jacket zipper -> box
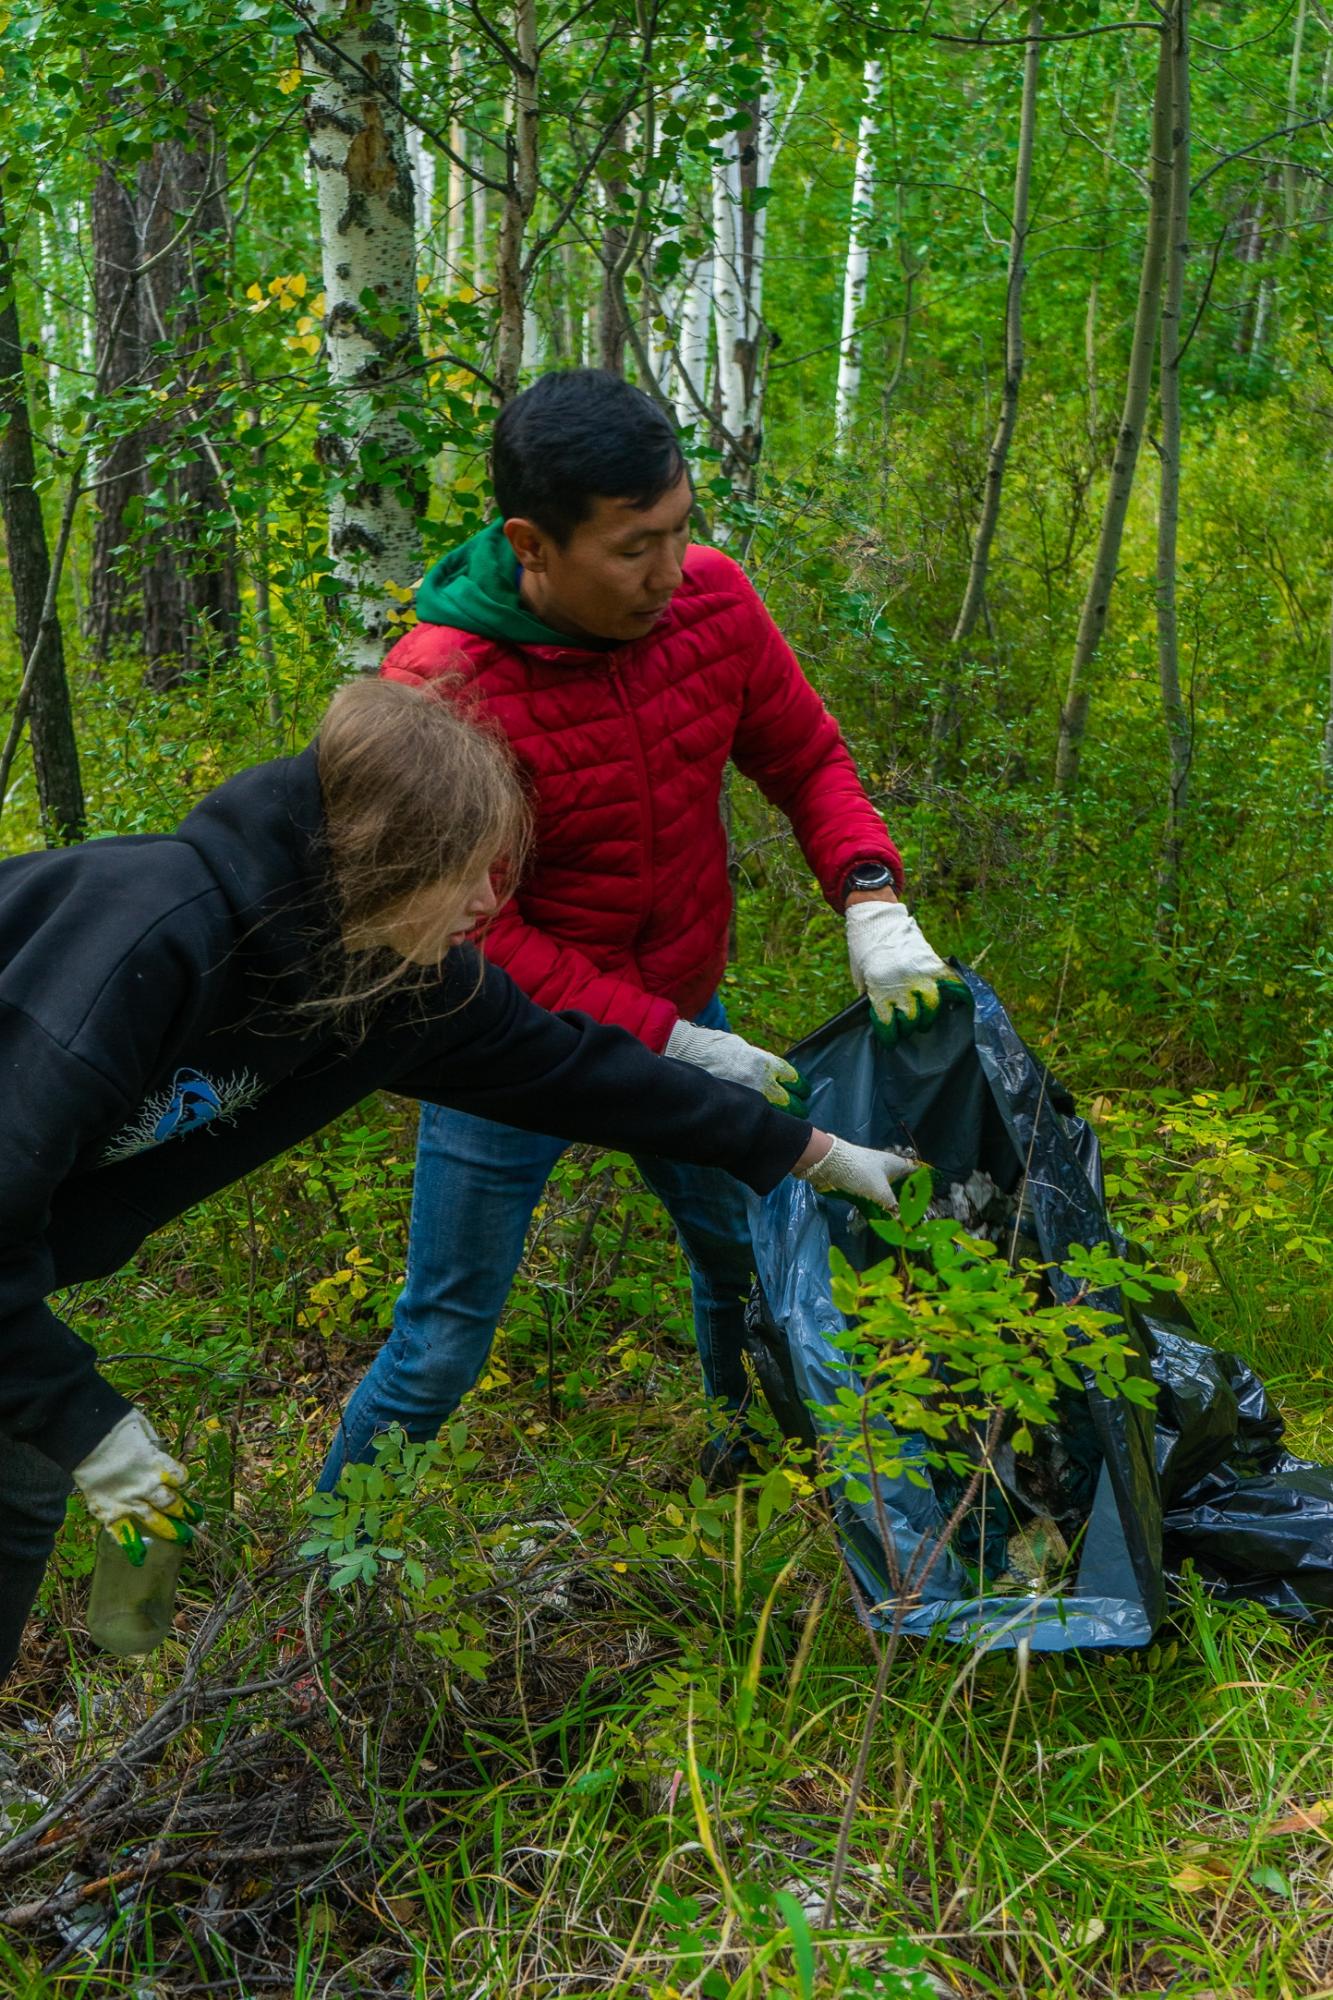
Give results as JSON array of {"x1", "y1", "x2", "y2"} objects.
[{"x1": 607, "y1": 654, "x2": 655, "y2": 935}]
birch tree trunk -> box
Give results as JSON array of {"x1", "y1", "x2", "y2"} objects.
[
  {"x1": 1156, "y1": 0, "x2": 1192, "y2": 915},
  {"x1": 1284, "y1": 0, "x2": 1308, "y2": 230},
  {"x1": 404, "y1": 63, "x2": 437, "y2": 280},
  {"x1": 445, "y1": 43, "x2": 467, "y2": 281},
  {"x1": 0, "y1": 189, "x2": 85, "y2": 843},
  {"x1": 709, "y1": 61, "x2": 800, "y2": 483},
  {"x1": 495, "y1": 0, "x2": 538, "y2": 401},
  {"x1": 1054, "y1": 13, "x2": 1176, "y2": 794},
  {"x1": 674, "y1": 250, "x2": 713, "y2": 426},
  {"x1": 950, "y1": 11, "x2": 1039, "y2": 643},
  {"x1": 834, "y1": 59, "x2": 881, "y2": 446},
  {"x1": 471, "y1": 134, "x2": 489, "y2": 294},
  {"x1": 301, "y1": 0, "x2": 425, "y2": 673}
]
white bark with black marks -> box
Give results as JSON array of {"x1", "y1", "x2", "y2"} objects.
[
  {"x1": 834, "y1": 59, "x2": 882, "y2": 445},
  {"x1": 301, "y1": 0, "x2": 425, "y2": 673}
]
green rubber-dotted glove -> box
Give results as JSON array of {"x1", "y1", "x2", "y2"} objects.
[
  {"x1": 72, "y1": 1411, "x2": 203, "y2": 1568},
  {"x1": 794, "y1": 1135, "x2": 919, "y2": 1213},
  {"x1": 666, "y1": 1019, "x2": 811, "y2": 1115},
  {"x1": 846, "y1": 901, "x2": 970, "y2": 1046}
]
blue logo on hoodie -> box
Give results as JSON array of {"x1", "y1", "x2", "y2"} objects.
[
  {"x1": 99, "y1": 1067, "x2": 267, "y2": 1168},
  {"x1": 153, "y1": 1068, "x2": 223, "y2": 1143}
]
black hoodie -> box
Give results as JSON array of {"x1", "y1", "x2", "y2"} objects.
[{"x1": 0, "y1": 748, "x2": 812, "y2": 1471}]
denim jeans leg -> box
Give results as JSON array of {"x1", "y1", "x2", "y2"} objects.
[
  {"x1": 0, "y1": 1436, "x2": 72, "y2": 1681},
  {"x1": 318, "y1": 1105, "x2": 565, "y2": 1490},
  {"x1": 633, "y1": 992, "x2": 758, "y2": 1415}
]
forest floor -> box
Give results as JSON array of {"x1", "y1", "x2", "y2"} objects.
[{"x1": 1, "y1": 936, "x2": 1332, "y2": 2000}]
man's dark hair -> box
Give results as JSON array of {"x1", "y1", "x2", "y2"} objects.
[{"x1": 492, "y1": 369, "x2": 688, "y2": 543}]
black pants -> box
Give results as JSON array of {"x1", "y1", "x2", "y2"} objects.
[{"x1": 0, "y1": 1434, "x2": 72, "y2": 1679}]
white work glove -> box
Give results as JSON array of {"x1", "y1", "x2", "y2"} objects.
[
  {"x1": 666, "y1": 1019, "x2": 809, "y2": 1114},
  {"x1": 72, "y1": 1410, "x2": 202, "y2": 1567},
  {"x1": 794, "y1": 1135, "x2": 920, "y2": 1212},
  {"x1": 845, "y1": 900, "x2": 970, "y2": 1045}
]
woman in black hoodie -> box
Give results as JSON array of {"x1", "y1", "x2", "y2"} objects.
[{"x1": 0, "y1": 677, "x2": 908, "y2": 1680}]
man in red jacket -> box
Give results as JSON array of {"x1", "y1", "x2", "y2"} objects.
[{"x1": 319, "y1": 370, "x2": 963, "y2": 1489}]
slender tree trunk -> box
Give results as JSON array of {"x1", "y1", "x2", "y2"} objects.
[
  {"x1": 446, "y1": 44, "x2": 467, "y2": 282},
  {"x1": 87, "y1": 157, "x2": 144, "y2": 660},
  {"x1": 495, "y1": 0, "x2": 538, "y2": 400},
  {"x1": 136, "y1": 114, "x2": 241, "y2": 688},
  {"x1": 1156, "y1": 0, "x2": 1192, "y2": 915},
  {"x1": 1055, "y1": 13, "x2": 1176, "y2": 794},
  {"x1": 951, "y1": 11, "x2": 1039, "y2": 644},
  {"x1": 1284, "y1": 0, "x2": 1308, "y2": 230},
  {"x1": 708, "y1": 62, "x2": 799, "y2": 486},
  {"x1": 0, "y1": 190, "x2": 85, "y2": 843},
  {"x1": 301, "y1": 0, "x2": 425, "y2": 673},
  {"x1": 834, "y1": 59, "x2": 882, "y2": 446},
  {"x1": 710, "y1": 84, "x2": 751, "y2": 458},
  {"x1": 471, "y1": 132, "x2": 489, "y2": 294},
  {"x1": 598, "y1": 117, "x2": 630, "y2": 375},
  {"x1": 1084, "y1": 65, "x2": 1126, "y2": 444},
  {"x1": 404, "y1": 62, "x2": 437, "y2": 282},
  {"x1": 674, "y1": 249, "x2": 713, "y2": 427},
  {"x1": 931, "y1": 10, "x2": 1040, "y2": 765},
  {"x1": 1322, "y1": 566, "x2": 1333, "y2": 786}
]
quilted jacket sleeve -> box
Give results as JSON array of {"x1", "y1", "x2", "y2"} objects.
[
  {"x1": 477, "y1": 902, "x2": 679, "y2": 1051},
  {"x1": 724, "y1": 561, "x2": 903, "y2": 906}
]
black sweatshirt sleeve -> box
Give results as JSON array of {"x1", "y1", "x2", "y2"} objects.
[
  {"x1": 0, "y1": 1005, "x2": 137, "y2": 1468},
  {"x1": 390, "y1": 953, "x2": 813, "y2": 1194}
]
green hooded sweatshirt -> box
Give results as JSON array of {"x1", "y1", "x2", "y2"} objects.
[{"x1": 414, "y1": 520, "x2": 573, "y2": 648}]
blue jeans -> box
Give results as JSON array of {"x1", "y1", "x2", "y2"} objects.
[{"x1": 318, "y1": 995, "x2": 755, "y2": 1491}]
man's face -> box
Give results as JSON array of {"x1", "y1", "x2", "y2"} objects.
[{"x1": 504, "y1": 470, "x2": 694, "y2": 645}]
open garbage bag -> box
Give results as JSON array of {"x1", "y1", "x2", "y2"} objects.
[{"x1": 744, "y1": 970, "x2": 1333, "y2": 1651}]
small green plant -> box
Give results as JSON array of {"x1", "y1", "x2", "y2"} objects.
[
  {"x1": 821, "y1": 1170, "x2": 1163, "y2": 1501},
  {"x1": 298, "y1": 1423, "x2": 492, "y2": 1678}
]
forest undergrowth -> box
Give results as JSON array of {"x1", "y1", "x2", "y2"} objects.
[{"x1": 1, "y1": 550, "x2": 1331, "y2": 1996}]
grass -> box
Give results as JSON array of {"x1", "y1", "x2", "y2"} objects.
[{"x1": 2, "y1": 917, "x2": 1332, "y2": 1995}]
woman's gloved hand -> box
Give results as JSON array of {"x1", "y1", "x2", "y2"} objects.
[
  {"x1": 666, "y1": 1019, "x2": 810, "y2": 1114},
  {"x1": 846, "y1": 901, "x2": 970, "y2": 1045},
  {"x1": 794, "y1": 1133, "x2": 919, "y2": 1212},
  {"x1": 72, "y1": 1410, "x2": 203, "y2": 1567}
]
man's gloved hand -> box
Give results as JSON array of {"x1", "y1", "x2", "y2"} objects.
[
  {"x1": 72, "y1": 1411, "x2": 203, "y2": 1567},
  {"x1": 794, "y1": 1134, "x2": 919, "y2": 1212},
  {"x1": 846, "y1": 901, "x2": 970, "y2": 1045},
  {"x1": 666, "y1": 1019, "x2": 810, "y2": 1114}
]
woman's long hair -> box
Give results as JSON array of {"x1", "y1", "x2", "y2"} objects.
[{"x1": 314, "y1": 674, "x2": 531, "y2": 1018}]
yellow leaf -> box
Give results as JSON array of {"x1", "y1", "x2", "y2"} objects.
[
  {"x1": 1267, "y1": 1800, "x2": 1333, "y2": 1835},
  {"x1": 277, "y1": 65, "x2": 303, "y2": 94},
  {"x1": 1170, "y1": 1859, "x2": 1229, "y2": 1892},
  {"x1": 454, "y1": 284, "x2": 477, "y2": 305},
  {"x1": 312, "y1": 291, "x2": 326, "y2": 315},
  {"x1": 245, "y1": 281, "x2": 263, "y2": 302},
  {"x1": 288, "y1": 273, "x2": 307, "y2": 297},
  {"x1": 417, "y1": 273, "x2": 430, "y2": 294}
]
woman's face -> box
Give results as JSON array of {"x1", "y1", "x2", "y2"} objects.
[{"x1": 356, "y1": 863, "x2": 500, "y2": 967}]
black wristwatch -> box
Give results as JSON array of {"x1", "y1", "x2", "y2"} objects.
[{"x1": 843, "y1": 860, "x2": 898, "y2": 902}]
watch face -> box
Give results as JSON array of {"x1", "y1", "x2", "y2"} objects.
[{"x1": 850, "y1": 864, "x2": 894, "y2": 890}]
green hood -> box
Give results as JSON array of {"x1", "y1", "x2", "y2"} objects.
[{"x1": 414, "y1": 519, "x2": 573, "y2": 647}]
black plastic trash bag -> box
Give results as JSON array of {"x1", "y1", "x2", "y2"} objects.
[{"x1": 743, "y1": 969, "x2": 1333, "y2": 1651}]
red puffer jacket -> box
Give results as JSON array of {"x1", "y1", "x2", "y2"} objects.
[{"x1": 382, "y1": 542, "x2": 901, "y2": 1051}]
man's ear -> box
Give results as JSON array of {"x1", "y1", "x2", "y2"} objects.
[{"x1": 503, "y1": 516, "x2": 548, "y2": 573}]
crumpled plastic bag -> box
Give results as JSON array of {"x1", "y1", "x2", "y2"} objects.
[{"x1": 743, "y1": 972, "x2": 1333, "y2": 1651}]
